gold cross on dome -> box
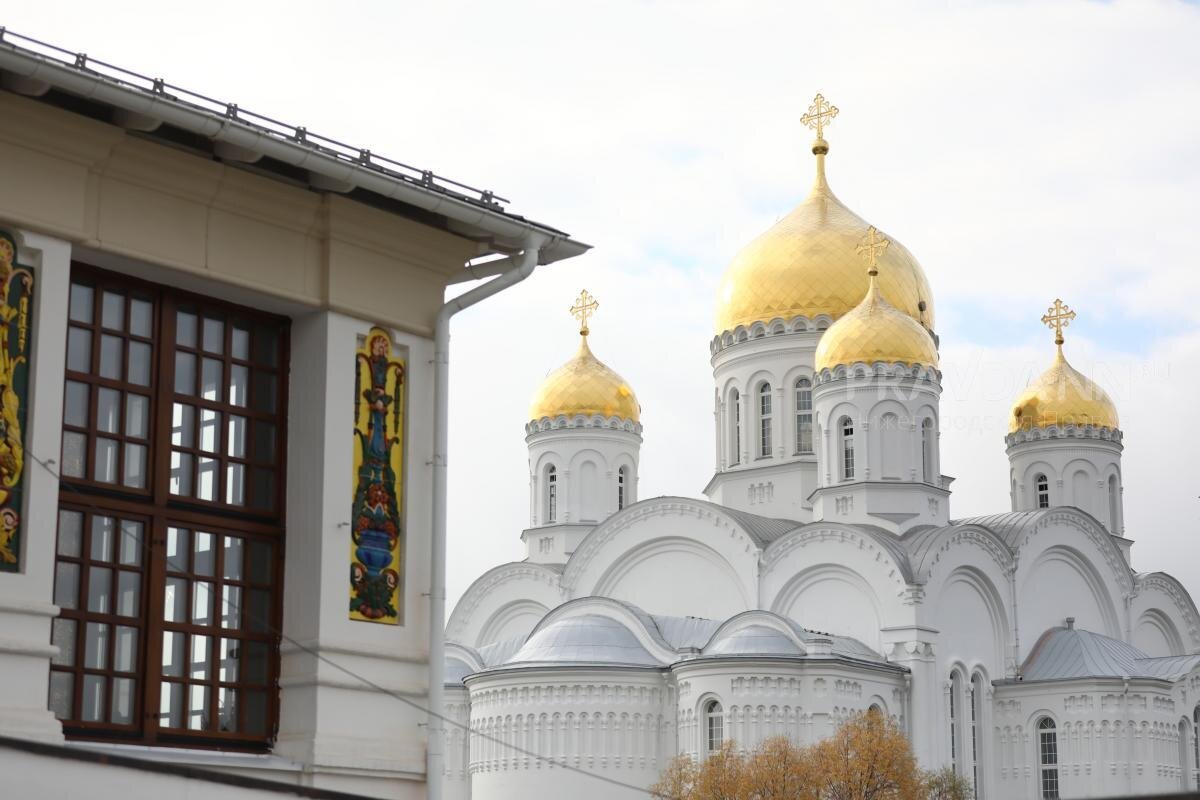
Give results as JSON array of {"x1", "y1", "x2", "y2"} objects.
[
  {"x1": 1041, "y1": 298, "x2": 1076, "y2": 345},
  {"x1": 856, "y1": 227, "x2": 890, "y2": 275},
  {"x1": 801, "y1": 93, "x2": 839, "y2": 141},
  {"x1": 570, "y1": 289, "x2": 599, "y2": 335}
]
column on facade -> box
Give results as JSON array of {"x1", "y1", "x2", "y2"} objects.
[{"x1": 0, "y1": 231, "x2": 71, "y2": 742}]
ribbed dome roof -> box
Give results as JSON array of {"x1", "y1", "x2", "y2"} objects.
[
  {"x1": 714, "y1": 143, "x2": 935, "y2": 336},
  {"x1": 1010, "y1": 345, "x2": 1119, "y2": 433},
  {"x1": 814, "y1": 244, "x2": 939, "y2": 372},
  {"x1": 529, "y1": 334, "x2": 640, "y2": 423}
]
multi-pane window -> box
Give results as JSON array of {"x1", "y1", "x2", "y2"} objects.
[
  {"x1": 841, "y1": 417, "x2": 855, "y2": 480},
  {"x1": 617, "y1": 466, "x2": 627, "y2": 511},
  {"x1": 51, "y1": 267, "x2": 287, "y2": 748},
  {"x1": 1039, "y1": 717, "x2": 1060, "y2": 799},
  {"x1": 62, "y1": 280, "x2": 156, "y2": 489},
  {"x1": 546, "y1": 465, "x2": 557, "y2": 523},
  {"x1": 705, "y1": 700, "x2": 723, "y2": 753},
  {"x1": 1036, "y1": 473, "x2": 1050, "y2": 509},
  {"x1": 758, "y1": 383, "x2": 772, "y2": 458},
  {"x1": 795, "y1": 378, "x2": 813, "y2": 454}
]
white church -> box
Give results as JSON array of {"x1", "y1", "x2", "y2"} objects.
[{"x1": 441, "y1": 97, "x2": 1200, "y2": 800}]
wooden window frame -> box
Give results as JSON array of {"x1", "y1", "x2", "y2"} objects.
[{"x1": 51, "y1": 264, "x2": 289, "y2": 750}]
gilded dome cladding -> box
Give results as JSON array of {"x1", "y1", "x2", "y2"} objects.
[
  {"x1": 714, "y1": 152, "x2": 936, "y2": 336},
  {"x1": 1010, "y1": 347, "x2": 1119, "y2": 433},
  {"x1": 529, "y1": 335, "x2": 641, "y2": 423},
  {"x1": 814, "y1": 280, "x2": 939, "y2": 372}
]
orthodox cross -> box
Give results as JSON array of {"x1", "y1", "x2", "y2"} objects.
[
  {"x1": 570, "y1": 289, "x2": 599, "y2": 336},
  {"x1": 801, "y1": 93, "x2": 839, "y2": 141},
  {"x1": 856, "y1": 227, "x2": 890, "y2": 276},
  {"x1": 1041, "y1": 298, "x2": 1076, "y2": 345}
]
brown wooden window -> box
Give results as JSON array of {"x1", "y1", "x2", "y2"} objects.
[{"x1": 50, "y1": 265, "x2": 287, "y2": 749}]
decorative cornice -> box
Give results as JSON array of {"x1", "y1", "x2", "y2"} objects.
[
  {"x1": 1135, "y1": 572, "x2": 1200, "y2": 650},
  {"x1": 710, "y1": 316, "x2": 829, "y2": 356},
  {"x1": 1005, "y1": 424, "x2": 1123, "y2": 448},
  {"x1": 446, "y1": 562, "x2": 566, "y2": 640},
  {"x1": 814, "y1": 362, "x2": 941, "y2": 386},
  {"x1": 760, "y1": 524, "x2": 913, "y2": 588},
  {"x1": 526, "y1": 414, "x2": 643, "y2": 437},
  {"x1": 561, "y1": 498, "x2": 759, "y2": 594}
]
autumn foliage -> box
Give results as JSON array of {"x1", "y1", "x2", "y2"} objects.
[{"x1": 651, "y1": 710, "x2": 972, "y2": 800}]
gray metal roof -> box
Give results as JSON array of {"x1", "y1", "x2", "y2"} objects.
[
  {"x1": 704, "y1": 624, "x2": 805, "y2": 657},
  {"x1": 952, "y1": 510, "x2": 1051, "y2": 549},
  {"x1": 507, "y1": 614, "x2": 661, "y2": 667},
  {"x1": 649, "y1": 614, "x2": 722, "y2": 650},
  {"x1": 1021, "y1": 626, "x2": 1200, "y2": 682}
]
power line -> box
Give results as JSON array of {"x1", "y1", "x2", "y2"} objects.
[{"x1": 30, "y1": 452, "x2": 659, "y2": 796}]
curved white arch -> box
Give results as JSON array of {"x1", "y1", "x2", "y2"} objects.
[
  {"x1": 1021, "y1": 544, "x2": 1121, "y2": 640},
  {"x1": 591, "y1": 536, "x2": 752, "y2": 617},
  {"x1": 1133, "y1": 607, "x2": 1186, "y2": 657},
  {"x1": 478, "y1": 598, "x2": 552, "y2": 647},
  {"x1": 769, "y1": 563, "x2": 883, "y2": 651}
]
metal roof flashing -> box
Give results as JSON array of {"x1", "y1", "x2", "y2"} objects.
[{"x1": 0, "y1": 28, "x2": 590, "y2": 267}]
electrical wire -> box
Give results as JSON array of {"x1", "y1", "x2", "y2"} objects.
[{"x1": 30, "y1": 451, "x2": 661, "y2": 796}]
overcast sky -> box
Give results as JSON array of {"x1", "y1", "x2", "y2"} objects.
[{"x1": 8, "y1": 1, "x2": 1200, "y2": 614}]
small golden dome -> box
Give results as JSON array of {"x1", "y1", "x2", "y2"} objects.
[
  {"x1": 814, "y1": 228, "x2": 939, "y2": 372},
  {"x1": 530, "y1": 291, "x2": 640, "y2": 423},
  {"x1": 1010, "y1": 346, "x2": 1119, "y2": 433},
  {"x1": 714, "y1": 143, "x2": 935, "y2": 336},
  {"x1": 529, "y1": 336, "x2": 640, "y2": 423}
]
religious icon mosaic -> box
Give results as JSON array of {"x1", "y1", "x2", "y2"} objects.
[
  {"x1": 349, "y1": 327, "x2": 406, "y2": 623},
  {"x1": 0, "y1": 230, "x2": 33, "y2": 572}
]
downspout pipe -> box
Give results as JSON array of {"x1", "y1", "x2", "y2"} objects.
[{"x1": 428, "y1": 234, "x2": 548, "y2": 800}]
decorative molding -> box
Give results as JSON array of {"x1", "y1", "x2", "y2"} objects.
[
  {"x1": 526, "y1": 414, "x2": 642, "y2": 436},
  {"x1": 561, "y1": 498, "x2": 758, "y2": 594},
  {"x1": 446, "y1": 562, "x2": 566, "y2": 640}
]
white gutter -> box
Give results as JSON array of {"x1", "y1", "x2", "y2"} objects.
[
  {"x1": 0, "y1": 47, "x2": 587, "y2": 265},
  {"x1": 428, "y1": 234, "x2": 548, "y2": 799}
]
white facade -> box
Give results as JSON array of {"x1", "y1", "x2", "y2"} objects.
[{"x1": 444, "y1": 152, "x2": 1200, "y2": 800}]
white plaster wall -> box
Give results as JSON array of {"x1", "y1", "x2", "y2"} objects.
[
  {"x1": 994, "y1": 678, "x2": 1194, "y2": 799},
  {"x1": 274, "y1": 310, "x2": 433, "y2": 797},
  {"x1": 1007, "y1": 435, "x2": 1124, "y2": 535},
  {"x1": 446, "y1": 562, "x2": 566, "y2": 649},
  {"x1": 760, "y1": 524, "x2": 915, "y2": 654},
  {"x1": 466, "y1": 668, "x2": 674, "y2": 800},
  {"x1": 1008, "y1": 511, "x2": 1131, "y2": 661},
  {"x1": 526, "y1": 424, "x2": 640, "y2": 528},
  {"x1": 672, "y1": 660, "x2": 906, "y2": 758},
  {"x1": 707, "y1": 325, "x2": 824, "y2": 519},
  {"x1": 561, "y1": 499, "x2": 758, "y2": 620}
]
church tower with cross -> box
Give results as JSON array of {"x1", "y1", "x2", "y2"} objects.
[
  {"x1": 523, "y1": 290, "x2": 643, "y2": 563},
  {"x1": 705, "y1": 93, "x2": 939, "y2": 522},
  {"x1": 444, "y1": 94, "x2": 1200, "y2": 800},
  {"x1": 1006, "y1": 299, "x2": 1125, "y2": 534}
]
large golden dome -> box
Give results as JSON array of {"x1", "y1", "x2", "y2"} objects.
[
  {"x1": 714, "y1": 143, "x2": 935, "y2": 336},
  {"x1": 814, "y1": 229, "x2": 939, "y2": 372},
  {"x1": 1010, "y1": 346, "x2": 1118, "y2": 433},
  {"x1": 529, "y1": 330, "x2": 640, "y2": 424}
]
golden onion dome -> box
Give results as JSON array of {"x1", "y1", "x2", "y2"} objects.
[
  {"x1": 814, "y1": 227, "x2": 939, "y2": 372},
  {"x1": 1010, "y1": 342, "x2": 1119, "y2": 433},
  {"x1": 714, "y1": 140, "x2": 935, "y2": 336},
  {"x1": 529, "y1": 291, "x2": 641, "y2": 423}
]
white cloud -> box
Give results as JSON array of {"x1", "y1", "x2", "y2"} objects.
[{"x1": 9, "y1": 1, "x2": 1198, "y2": 612}]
